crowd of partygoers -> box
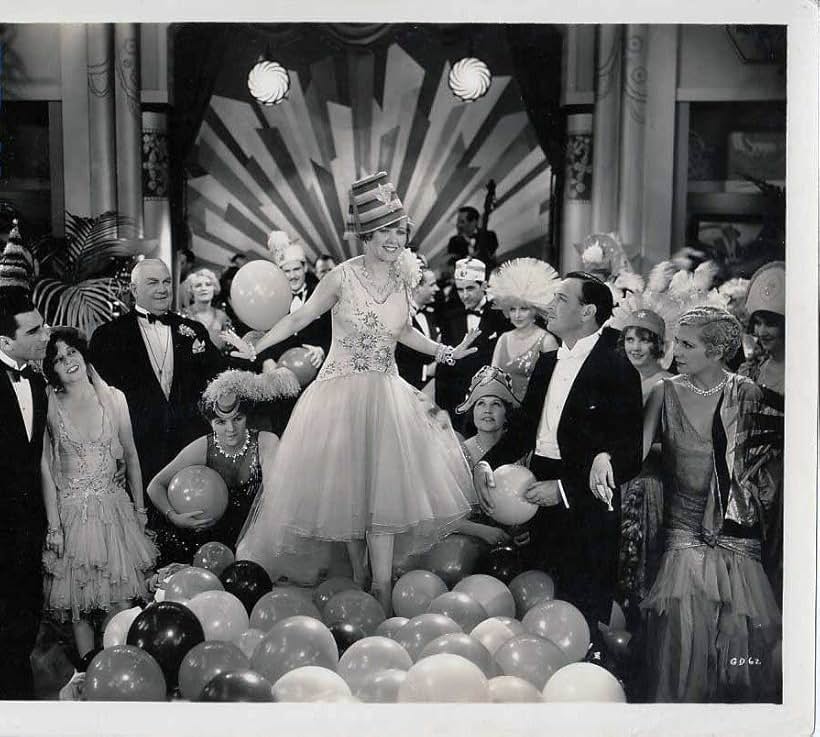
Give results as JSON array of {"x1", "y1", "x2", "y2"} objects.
[{"x1": 0, "y1": 171, "x2": 784, "y2": 704}]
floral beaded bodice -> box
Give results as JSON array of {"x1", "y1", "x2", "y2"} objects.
[
  {"x1": 47, "y1": 393, "x2": 124, "y2": 508},
  {"x1": 317, "y1": 257, "x2": 410, "y2": 381}
]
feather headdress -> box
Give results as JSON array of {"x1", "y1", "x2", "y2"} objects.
[
  {"x1": 201, "y1": 368, "x2": 301, "y2": 417},
  {"x1": 487, "y1": 257, "x2": 560, "y2": 313},
  {"x1": 610, "y1": 260, "x2": 728, "y2": 369}
]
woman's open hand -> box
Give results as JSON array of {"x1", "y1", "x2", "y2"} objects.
[
  {"x1": 452, "y1": 329, "x2": 481, "y2": 361},
  {"x1": 219, "y1": 330, "x2": 256, "y2": 361}
]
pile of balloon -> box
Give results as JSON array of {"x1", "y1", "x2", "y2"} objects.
[{"x1": 82, "y1": 529, "x2": 631, "y2": 703}]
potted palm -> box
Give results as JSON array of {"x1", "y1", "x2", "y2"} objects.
[{"x1": 31, "y1": 211, "x2": 155, "y2": 337}]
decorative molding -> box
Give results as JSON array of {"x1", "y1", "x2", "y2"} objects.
[
  {"x1": 116, "y1": 35, "x2": 140, "y2": 117},
  {"x1": 142, "y1": 129, "x2": 169, "y2": 200},
  {"x1": 676, "y1": 87, "x2": 787, "y2": 102},
  {"x1": 565, "y1": 133, "x2": 593, "y2": 202}
]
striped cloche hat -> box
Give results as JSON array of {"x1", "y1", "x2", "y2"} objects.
[{"x1": 348, "y1": 172, "x2": 408, "y2": 236}]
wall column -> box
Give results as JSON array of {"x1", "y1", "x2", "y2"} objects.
[
  {"x1": 86, "y1": 24, "x2": 117, "y2": 216},
  {"x1": 590, "y1": 24, "x2": 622, "y2": 233},
  {"x1": 142, "y1": 110, "x2": 172, "y2": 269},
  {"x1": 616, "y1": 24, "x2": 648, "y2": 264},
  {"x1": 559, "y1": 113, "x2": 594, "y2": 273},
  {"x1": 114, "y1": 23, "x2": 143, "y2": 237}
]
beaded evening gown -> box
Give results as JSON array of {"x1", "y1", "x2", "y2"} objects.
[
  {"x1": 640, "y1": 379, "x2": 781, "y2": 702},
  {"x1": 494, "y1": 331, "x2": 551, "y2": 400},
  {"x1": 153, "y1": 430, "x2": 263, "y2": 561},
  {"x1": 237, "y1": 256, "x2": 474, "y2": 584},
  {"x1": 42, "y1": 386, "x2": 157, "y2": 622}
]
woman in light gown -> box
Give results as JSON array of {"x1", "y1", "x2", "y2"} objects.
[
  {"x1": 41, "y1": 328, "x2": 157, "y2": 662},
  {"x1": 179, "y1": 268, "x2": 232, "y2": 350},
  {"x1": 487, "y1": 258, "x2": 559, "y2": 400},
  {"x1": 224, "y1": 172, "x2": 479, "y2": 613},
  {"x1": 639, "y1": 306, "x2": 781, "y2": 702}
]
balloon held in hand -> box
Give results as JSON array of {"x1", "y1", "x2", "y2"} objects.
[
  {"x1": 486, "y1": 465, "x2": 539, "y2": 525},
  {"x1": 167, "y1": 465, "x2": 229, "y2": 527}
]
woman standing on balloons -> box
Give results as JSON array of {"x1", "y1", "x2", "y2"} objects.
[
  {"x1": 224, "y1": 172, "x2": 479, "y2": 614},
  {"x1": 146, "y1": 369, "x2": 298, "y2": 562},
  {"x1": 639, "y1": 306, "x2": 781, "y2": 702}
]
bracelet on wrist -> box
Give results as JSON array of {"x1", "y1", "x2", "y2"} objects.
[
  {"x1": 134, "y1": 506, "x2": 147, "y2": 514},
  {"x1": 47, "y1": 526, "x2": 61, "y2": 535},
  {"x1": 434, "y1": 343, "x2": 456, "y2": 366}
]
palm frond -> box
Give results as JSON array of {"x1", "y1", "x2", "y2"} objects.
[
  {"x1": 64, "y1": 211, "x2": 135, "y2": 281},
  {"x1": 33, "y1": 277, "x2": 119, "y2": 338}
]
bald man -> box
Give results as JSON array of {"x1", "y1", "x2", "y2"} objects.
[{"x1": 90, "y1": 259, "x2": 227, "y2": 564}]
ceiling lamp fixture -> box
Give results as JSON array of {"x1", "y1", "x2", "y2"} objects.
[
  {"x1": 248, "y1": 57, "x2": 291, "y2": 106},
  {"x1": 448, "y1": 57, "x2": 492, "y2": 102}
]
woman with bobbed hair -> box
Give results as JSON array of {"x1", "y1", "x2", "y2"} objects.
[
  {"x1": 180, "y1": 268, "x2": 232, "y2": 349},
  {"x1": 639, "y1": 306, "x2": 781, "y2": 703}
]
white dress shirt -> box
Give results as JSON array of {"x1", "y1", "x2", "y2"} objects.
[
  {"x1": 135, "y1": 307, "x2": 174, "y2": 399},
  {"x1": 535, "y1": 328, "x2": 603, "y2": 459},
  {"x1": 466, "y1": 297, "x2": 487, "y2": 333},
  {"x1": 290, "y1": 286, "x2": 307, "y2": 312},
  {"x1": 0, "y1": 348, "x2": 34, "y2": 441}
]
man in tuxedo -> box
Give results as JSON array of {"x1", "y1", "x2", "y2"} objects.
[
  {"x1": 435, "y1": 257, "x2": 511, "y2": 432},
  {"x1": 256, "y1": 244, "x2": 332, "y2": 434},
  {"x1": 89, "y1": 259, "x2": 226, "y2": 565},
  {"x1": 396, "y1": 266, "x2": 440, "y2": 389},
  {"x1": 446, "y1": 206, "x2": 499, "y2": 268},
  {"x1": 0, "y1": 287, "x2": 50, "y2": 698},
  {"x1": 474, "y1": 272, "x2": 642, "y2": 642},
  {"x1": 313, "y1": 253, "x2": 337, "y2": 281}
]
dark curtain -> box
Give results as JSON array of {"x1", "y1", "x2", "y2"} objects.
[
  {"x1": 505, "y1": 25, "x2": 566, "y2": 260},
  {"x1": 168, "y1": 23, "x2": 234, "y2": 252}
]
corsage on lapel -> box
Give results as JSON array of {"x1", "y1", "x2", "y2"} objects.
[
  {"x1": 192, "y1": 339, "x2": 206, "y2": 354},
  {"x1": 178, "y1": 324, "x2": 197, "y2": 340}
]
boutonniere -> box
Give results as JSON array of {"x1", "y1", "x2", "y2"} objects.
[
  {"x1": 178, "y1": 324, "x2": 197, "y2": 339},
  {"x1": 192, "y1": 339, "x2": 206, "y2": 355}
]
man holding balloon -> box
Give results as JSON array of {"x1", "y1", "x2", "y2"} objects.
[{"x1": 474, "y1": 272, "x2": 643, "y2": 651}]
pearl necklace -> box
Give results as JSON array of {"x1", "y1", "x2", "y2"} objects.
[
  {"x1": 214, "y1": 430, "x2": 250, "y2": 460},
  {"x1": 681, "y1": 371, "x2": 728, "y2": 397}
]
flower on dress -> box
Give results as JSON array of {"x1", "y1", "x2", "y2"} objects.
[{"x1": 397, "y1": 248, "x2": 422, "y2": 289}]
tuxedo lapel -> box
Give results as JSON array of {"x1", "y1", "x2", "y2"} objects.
[{"x1": 0, "y1": 373, "x2": 29, "y2": 448}]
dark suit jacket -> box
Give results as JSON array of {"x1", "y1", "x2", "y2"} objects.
[
  {"x1": 483, "y1": 335, "x2": 643, "y2": 499},
  {"x1": 395, "y1": 310, "x2": 439, "y2": 389},
  {"x1": 259, "y1": 279, "x2": 332, "y2": 364},
  {"x1": 89, "y1": 311, "x2": 226, "y2": 487},
  {"x1": 435, "y1": 304, "x2": 512, "y2": 419},
  {"x1": 447, "y1": 231, "x2": 499, "y2": 266},
  {"x1": 0, "y1": 370, "x2": 48, "y2": 590}
]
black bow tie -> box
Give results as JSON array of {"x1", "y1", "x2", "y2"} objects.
[
  {"x1": 7, "y1": 365, "x2": 36, "y2": 383},
  {"x1": 466, "y1": 309, "x2": 483, "y2": 318},
  {"x1": 139, "y1": 311, "x2": 172, "y2": 325}
]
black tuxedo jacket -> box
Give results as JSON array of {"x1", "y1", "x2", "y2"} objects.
[
  {"x1": 483, "y1": 335, "x2": 643, "y2": 501},
  {"x1": 447, "y1": 231, "x2": 499, "y2": 266},
  {"x1": 395, "y1": 310, "x2": 439, "y2": 389},
  {"x1": 89, "y1": 311, "x2": 226, "y2": 486},
  {"x1": 260, "y1": 279, "x2": 332, "y2": 363},
  {"x1": 435, "y1": 305, "x2": 512, "y2": 418},
  {"x1": 0, "y1": 370, "x2": 48, "y2": 578}
]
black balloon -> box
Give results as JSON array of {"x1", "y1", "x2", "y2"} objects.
[
  {"x1": 220, "y1": 561, "x2": 272, "y2": 615},
  {"x1": 329, "y1": 621, "x2": 367, "y2": 656},
  {"x1": 198, "y1": 669, "x2": 275, "y2": 702},
  {"x1": 479, "y1": 545, "x2": 524, "y2": 584},
  {"x1": 126, "y1": 601, "x2": 205, "y2": 691},
  {"x1": 78, "y1": 647, "x2": 103, "y2": 673}
]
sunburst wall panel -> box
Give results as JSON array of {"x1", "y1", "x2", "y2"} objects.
[{"x1": 188, "y1": 24, "x2": 554, "y2": 271}]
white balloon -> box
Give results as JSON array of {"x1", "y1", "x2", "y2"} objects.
[
  {"x1": 398, "y1": 653, "x2": 490, "y2": 703},
  {"x1": 351, "y1": 668, "x2": 408, "y2": 703},
  {"x1": 271, "y1": 666, "x2": 352, "y2": 702},
  {"x1": 488, "y1": 675, "x2": 544, "y2": 703},
  {"x1": 542, "y1": 662, "x2": 627, "y2": 703},
  {"x1": 470, "y1": 616, "x2": 526, "y2": 656},
  {"x1": 102, "y1": 606, "x2": 143, "y2": 649}
]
